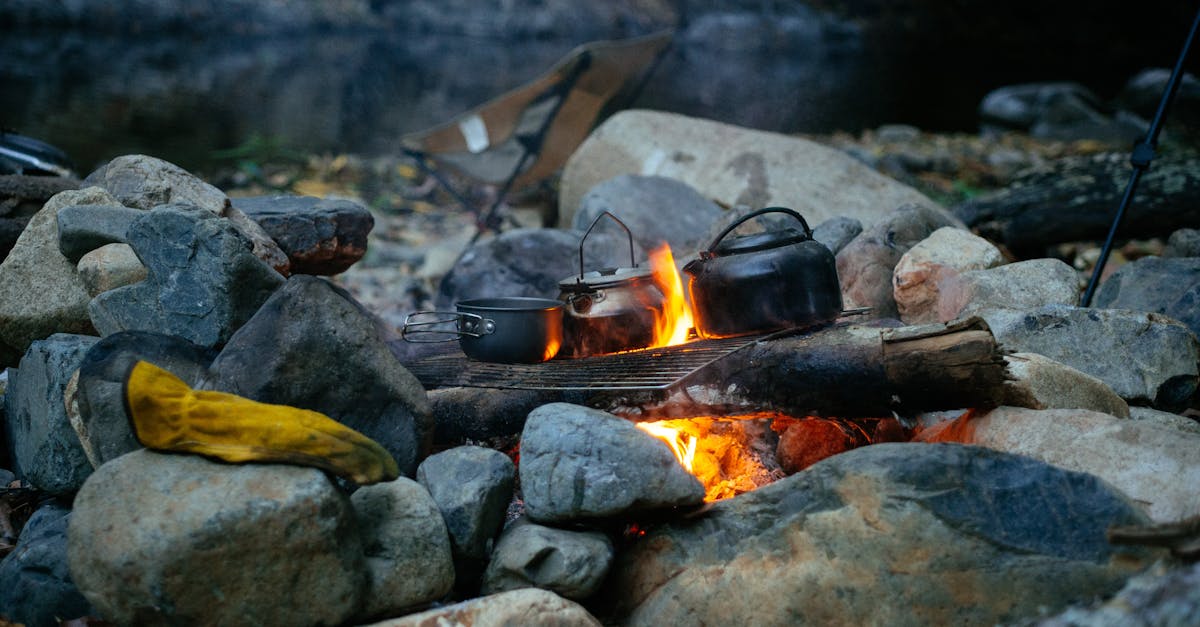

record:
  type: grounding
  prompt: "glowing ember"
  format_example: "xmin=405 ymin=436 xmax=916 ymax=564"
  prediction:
xmin=647 ymin=244 xmax=695 ymax=346
xmin=636 ymin=416 xmax=785 ymax=502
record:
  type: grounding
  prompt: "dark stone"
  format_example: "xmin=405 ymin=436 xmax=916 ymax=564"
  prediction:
xmin=416 ymin=446 xmax=515 ymax=561
xmin=202 ymin=275 xmax=432 ymax=476
xmin=4 ymin=334 xmax=98 ymax=495
xmin=74 ymin=331 xmax=218 ymax=467
xmin=482 ymin=520 xmax=614 ymax=600
xmin=88 ymin=203 xmax=284 ymax=348
xmin=55 ymin=204 xmax=142 ymax=263
xmin=436 ymin=228 xmax=642 ymax=309
xmin=0 ymin=501 xmax=94 ymax=627
xmin=979 ymin=82 xmax=1147 ymax=144
xmin=231 ymin=195 xmax=374 ymax=275
xmin=430 ymin=387 xmax=589 ymax=444
xmin=812 ymin=216 xmax=862 ymax=254
xmin=1094 ymin=256 xmax=1200 ymax=341
xmin=1163 ymin=228 xmax=1200 ymax=258
xmin=572 ymin=175 xmax=724 ymax=256
xmin=603 ymin=443 xmax=1161 ymax=625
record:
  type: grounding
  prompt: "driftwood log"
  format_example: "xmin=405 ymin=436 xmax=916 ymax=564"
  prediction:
xmin=421 ymin=317 xmax=1013 ymax=442
xmin=953 ymin=152 xmax=1200 ymax=256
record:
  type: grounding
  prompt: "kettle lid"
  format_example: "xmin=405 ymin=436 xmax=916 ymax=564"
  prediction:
xmin=558 ymin=266 xmax=653 ymax=292
xmin=710 ymin=227 xmax=809 ymax=257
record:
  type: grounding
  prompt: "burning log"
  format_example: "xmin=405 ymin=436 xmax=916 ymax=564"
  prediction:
xmin=607 ymin=316 xmax=1010 ymax=419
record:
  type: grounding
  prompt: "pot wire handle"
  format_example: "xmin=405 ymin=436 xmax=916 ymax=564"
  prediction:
xmin=401 ymin=311 xmax=495 ymax=342
xmin=702 ymin=207 xmax=813 ymax=259
xmin=577 ymin=210 xmax=636 ymax=280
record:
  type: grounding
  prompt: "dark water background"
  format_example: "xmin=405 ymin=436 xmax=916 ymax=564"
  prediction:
xmin=2 ymin=8 xmax=1196 ymax=175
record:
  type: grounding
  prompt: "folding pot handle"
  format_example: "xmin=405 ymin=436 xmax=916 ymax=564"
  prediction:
xmin=702 ymin=207 xmax=813 ymax=259
xmin=576 ymin=210 xmax=637 ymax=279
xmin=401 ymin=311 xmax=496 ymax=343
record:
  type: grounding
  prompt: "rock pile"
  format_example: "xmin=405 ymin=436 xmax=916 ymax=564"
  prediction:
xmin=2 ymin=110 xmax=1199 ymax=625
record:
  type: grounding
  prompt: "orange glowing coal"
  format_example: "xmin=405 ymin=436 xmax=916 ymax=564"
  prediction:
xmin=647 ymin=243 xmax=695 ymax=346
xmin=636 ymin=415 xmax=785 ymax=502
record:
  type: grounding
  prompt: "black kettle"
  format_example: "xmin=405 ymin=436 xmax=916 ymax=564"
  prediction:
xmin=682 ymin=207 xmax=843 ymax=338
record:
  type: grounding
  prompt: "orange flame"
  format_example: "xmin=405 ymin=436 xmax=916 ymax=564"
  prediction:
xmin=647 ymin=243 xmax=695 ymax=346
xmin=636 ymin=421 xmax=698 ymax=472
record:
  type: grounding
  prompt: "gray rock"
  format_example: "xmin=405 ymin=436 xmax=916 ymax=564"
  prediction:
xmin=83 ymin=155 xmax=291 ymax=274
xmin=83 ymin=154 xmax=228 ymax=214
xmin=980 ymin=82 xmax=1147 ymax=144
xmin=436 ymin=227 xmax=641 ymax=309
xmin=559 ymin=110 xmax=942 ymax=233
xmin=1093 ymin=256 xmax=1200 ymax=340
xmin=519 ymin=403 xmax=704 ymax=523
xmin=0 ymin=501 xmax=93 ymax=627
xmin=1163 ymin=228 xmax=1200 ymax=257
xmin=72 ymin=331 xmax=217 ymax=468
xmin=55 ymin=204 xmax=142 ymax=262
xmin=359 ymin=588 xmax=602 ymax=627
xmin=1003 ymin=352 xmax=1129 ymax=418
xmin=811 ymin=216 xmax=862 ymax=255
xmin=76 ymin=243 xmax=146 ymax=297
xmin=572 ymin=175 xmax=724 ymax=255
xmin=1118 ymin=67 xmax=1200 ymax=122
xmin=938 ymin=258 xmax=1080 ymax=321
xmin=88 ymin=203 xmax=285 ymax=348
xmin=835 ymin=203 xmax=965 ymax=319
xmin=68 ymin=449 xmax=365 ymax=626
xmin=604 ymin=443 xmax=1160 ymax=626
xmin=1034 ymin=561 xmax=1200 ymax=627
xmin=0 ymin=187 xmax=113 ymax=366
xmin=892 ymin=226 xmax=1005 ymax=324
xmin=351 ymin=477 xmax=454 ymax=620
xmin=1127 ymin=406 xmax=1200 ymax=435
xmin=231 ymin=194 xmax=372 ymax=275
xmin=482 ymin=521 xmax=614 ymax=600
xmin=4 ymin=334 xmax=98 ymax=495
xmin=920 ymin=407 xmax=1200 ymax=523
xmin=202 ymin=275 xmax=432 ymax=476
xmin=981 ymin=305 xmax=1200 ymax=410
xmin=416 ymin=446 xmax=515 ymax=561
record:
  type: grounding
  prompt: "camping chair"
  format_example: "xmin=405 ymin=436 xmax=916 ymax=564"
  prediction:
xmin=400 ymin=30 xmax=673 ymax=238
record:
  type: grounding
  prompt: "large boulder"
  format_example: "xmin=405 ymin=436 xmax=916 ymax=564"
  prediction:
xmin=519 ymin=403 xmax=704 ymax=523
xmin=981 ymin=305 xmax=1200 ymax=411
xmin=4 ymin=334 xmax=98 ymax=495
xmin=360 ymin=589 xmax=601 ymax=627
xmin=88 ymin=203 xmax=285 ymax=348
xmin=572 ymin=175 xmax=724 ymax=256
xmin=68 ymin=450 xmax=365 ymax=626
xmin=916 ymin=407 xmax=1200 ymax=523
xmin=202 ymin=276 xmax=432 ymax=476
xmin=0 ymin=187 xmax=114 ymax=365
xmin=559 ymin=110 xmax=945 ymax=231
xmin=603 ymin=443 xmax=1160 ymax=625
xmin=1093 ymin=256 xmax=1200 ymax=340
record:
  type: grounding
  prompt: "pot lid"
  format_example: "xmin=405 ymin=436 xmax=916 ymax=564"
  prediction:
xmin=559 ymin=266 xmax=653 ymax=292
xmin=709 ymin=227 xmax=809 ymax=257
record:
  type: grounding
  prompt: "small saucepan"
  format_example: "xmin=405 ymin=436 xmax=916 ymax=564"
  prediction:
xmin=401 ymin=297 xmax=564 ymax=363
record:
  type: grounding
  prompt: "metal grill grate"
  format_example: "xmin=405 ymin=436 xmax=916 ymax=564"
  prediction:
xmin=406 ymin=334 xmax=764 ymax=391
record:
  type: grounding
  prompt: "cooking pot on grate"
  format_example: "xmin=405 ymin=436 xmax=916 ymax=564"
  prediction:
xmin=400 ymin=297 xmax=564 ymax=363
xmin=682 ymin=207 xmax=842 ymax=338
xmin=557 ymin=211 xmax=666 ymax=358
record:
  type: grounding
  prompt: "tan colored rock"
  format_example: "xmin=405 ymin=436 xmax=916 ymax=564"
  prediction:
xmin=893 ymin=226 xmax=1004 ymax=324
xmin=361 ymin=589 xmax=601 ymax=627
xmin=559 ymin=110 xmax=944 ymax=230
xmin=77 ymin=243 xmax=147 ymax=297
xmin=937 ymin=258 xmax=1079 ymax=321
xmin=917 ymin=406 xmax=1200 ymax=522
xmin=0 ymin=187 xmax=114 ymax=363
xmin=1003 ymin=352 xmax=1130 ymax=417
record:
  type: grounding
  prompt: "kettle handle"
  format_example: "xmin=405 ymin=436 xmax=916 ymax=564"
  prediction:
xmin=703 ymin=207 xmax=813 ymax=259
xmin=577 ymin=210 xmax=637 ymax=279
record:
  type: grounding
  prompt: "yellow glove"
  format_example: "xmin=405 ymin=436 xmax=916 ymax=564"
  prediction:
xmin=124 ymin=360 xmax=399 ymax=484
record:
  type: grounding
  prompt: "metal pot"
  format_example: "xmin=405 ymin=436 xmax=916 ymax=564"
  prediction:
xmin=557 ymin=212 xmax=666 ymax=358
xmin=401 ymin=297 xmax=564 ymax=363
xmin=682 ymin=207 xmax=843 ymax=338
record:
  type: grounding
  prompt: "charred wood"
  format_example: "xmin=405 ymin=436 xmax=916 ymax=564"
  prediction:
xmin=953 ymin=153 xmax=1200 ymax=257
